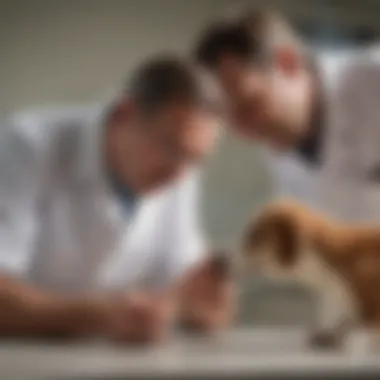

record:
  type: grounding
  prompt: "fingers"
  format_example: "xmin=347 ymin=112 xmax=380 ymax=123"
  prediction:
xmin=179 ymin=257 xmax=236 ymax=333
xmin=200 ymin=257 xmax=236 ymax=304
xmin=108 ymin=293 xmax=173 ymax=345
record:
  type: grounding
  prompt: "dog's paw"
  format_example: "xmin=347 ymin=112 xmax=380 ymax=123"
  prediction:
xmin=308 ymin=328 xmax=344 ymax=350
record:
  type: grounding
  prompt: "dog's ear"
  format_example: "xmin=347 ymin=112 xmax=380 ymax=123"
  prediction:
xmin=242 ymin=217 xmax=266 ymax=257
xmin=271 ymin=214 xmax=301 ymax=267
xmin=243 ymin=212 xmax=301 ymax=267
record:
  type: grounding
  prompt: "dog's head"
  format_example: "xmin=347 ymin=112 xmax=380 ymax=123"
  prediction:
xmin=241 ymin=201 xmax=329 ymax=284
xmin=242 ymin=204 xmax=301 ymax=279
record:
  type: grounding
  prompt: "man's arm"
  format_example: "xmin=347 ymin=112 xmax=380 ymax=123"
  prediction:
xmin=0 ymin=275 xmax=110 ymax=338
xmin=0 ymin=120 xmax=111 ymax=338
xmin=0 ymin=275 xmax=176 ymax=341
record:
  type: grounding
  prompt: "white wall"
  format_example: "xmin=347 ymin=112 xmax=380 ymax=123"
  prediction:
xmin=2 ymin=0 xmax=376 ymax=114
xmin=1 ymin=0 xmax=228 ymax=113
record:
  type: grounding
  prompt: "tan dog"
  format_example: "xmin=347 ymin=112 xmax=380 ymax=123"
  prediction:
xmin=242 ymin=199 xmax=380 ymax=344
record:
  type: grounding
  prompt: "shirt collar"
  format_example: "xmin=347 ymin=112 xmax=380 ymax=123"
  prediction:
xmin=79 ymin=104 xmax=109 ymax=188
xmin=81 ymin=103 xmax=138 ymax=212
xmin=108 ymin=168 xmax=138 ymax=213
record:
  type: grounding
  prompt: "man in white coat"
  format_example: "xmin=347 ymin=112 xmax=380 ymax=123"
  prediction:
xmin=195 ymin=9 xmax=380 ymax=223
xmin=0 ymin=56 xmax=235 ymax=342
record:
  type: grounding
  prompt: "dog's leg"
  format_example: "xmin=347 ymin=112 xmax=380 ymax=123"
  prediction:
xmin=309 ymin=276 xmax=358 ymax=350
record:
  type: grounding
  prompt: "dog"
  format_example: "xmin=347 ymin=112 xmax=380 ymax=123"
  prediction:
xmin=242 ymin=199 xmax=380 ymax=348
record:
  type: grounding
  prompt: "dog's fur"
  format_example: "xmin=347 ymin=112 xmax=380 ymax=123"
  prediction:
xmin=242 ymin=199 xmax=380 ymax=329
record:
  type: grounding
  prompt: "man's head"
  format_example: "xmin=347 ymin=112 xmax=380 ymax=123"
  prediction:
xmin=195 ymin=9 xmax=315 ymax=150
xmin=106 ymin=55 xmax=219 ymax=193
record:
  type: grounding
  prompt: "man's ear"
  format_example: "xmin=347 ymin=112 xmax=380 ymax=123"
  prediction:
xmin=273 ymin=46 xmax=302 ymax=76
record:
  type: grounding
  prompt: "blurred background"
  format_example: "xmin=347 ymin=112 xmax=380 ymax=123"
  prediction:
xmin=1 ymin=0 xmax=379 ymax=327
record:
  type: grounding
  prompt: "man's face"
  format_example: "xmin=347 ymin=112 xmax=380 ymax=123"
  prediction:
xmin=214 ymin=55 xmax=309 ymax=150
xmin=130 ymin=102 xmax=218 ymax=192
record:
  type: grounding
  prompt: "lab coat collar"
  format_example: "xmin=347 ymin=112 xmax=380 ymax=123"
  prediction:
xmin=80 ymin=103 xmax=142 ymax=201
xmin=79 ymin=103 xmax=138 ymax=229
xmin=79 ymin=103 xmax=112 ymax=192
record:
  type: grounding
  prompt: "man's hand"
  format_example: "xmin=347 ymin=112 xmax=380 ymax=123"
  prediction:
xmin=178 ymin=254 xmax=236 ymax=332
xmin=107 ymin=292 xmax=175 ymax=344
xmin=0 ymin=275 xmax=175 ymax=343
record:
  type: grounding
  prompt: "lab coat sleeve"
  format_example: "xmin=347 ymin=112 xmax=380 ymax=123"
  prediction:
xmin=157 ymin=170 xmax=208 ymax=287
xmin=0 ymin=120 xmax=44 ymax=276
xmin=321 ymin=58 xmax=380 ymax=221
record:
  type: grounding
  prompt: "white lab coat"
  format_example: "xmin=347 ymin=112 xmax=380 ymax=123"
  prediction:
xmin=266 ymin=45 xmax=380 ymax=223
xmin=0 ymin=105 xmax=206 ymax=292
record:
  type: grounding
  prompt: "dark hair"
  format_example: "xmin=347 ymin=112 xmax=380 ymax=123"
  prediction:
xmin=127 ymin=55 xmax=216 ymax=114
xmin=194 ymin=10 xmax=278 ymax=69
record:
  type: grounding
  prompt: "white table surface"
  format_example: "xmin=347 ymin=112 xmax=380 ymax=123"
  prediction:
xmin=0 ymin=327 xmax=379 ymax=379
